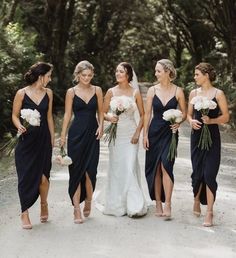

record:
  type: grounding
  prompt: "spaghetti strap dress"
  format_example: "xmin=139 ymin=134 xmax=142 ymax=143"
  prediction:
xmin=67 ymin=87 xmax=99 ymax=204
xmin=191 ymin=94 xmax=220 ymax=204
xmin=145 ymin=87 xmax=178 ymax=202
xmin=15 ymin=92 xmax=52 ymax=212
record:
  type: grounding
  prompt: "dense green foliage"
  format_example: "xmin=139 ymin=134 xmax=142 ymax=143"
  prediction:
xmin=0 ymin=0 xmax=236 ymax=139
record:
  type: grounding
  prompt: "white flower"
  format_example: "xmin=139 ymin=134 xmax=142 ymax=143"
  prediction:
xmin=163 ymin=109 xmax=183 ymax=123
xmin=191 ymin=96 xmax=217 ymax=111
xmin=62 ymin=156 xmax=73 ymax=165
xmin=20 ymin=109 xmax=41 ymax=126
xmin=110 ymin=96 xmax=133 ymax=113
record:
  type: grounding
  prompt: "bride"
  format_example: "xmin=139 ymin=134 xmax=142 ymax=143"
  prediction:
xmin=102 ymin=62 xmax=147 ymax=217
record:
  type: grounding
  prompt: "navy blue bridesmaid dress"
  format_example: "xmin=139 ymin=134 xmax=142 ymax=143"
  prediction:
xmin=67 ymin=87 xmax=99 ymax=204
xmin=15 ymin=92 xmax=52 ymax=212
xmin=145 ymin=87 xmax=178 ymax=202
xmin=191 ymin=97 xmax=220 ymax=204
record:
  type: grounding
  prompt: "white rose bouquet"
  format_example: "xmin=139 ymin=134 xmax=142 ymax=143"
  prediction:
xmin=190 ymin=96 xmax=217 ymax=150
xmin=104 ymin=96 xmax=133 ymax=145
xmin=54 ymin=146 xmax=72 ymax=166
xmin=1 ymin=109 xmax=40 ymax=156
xmin=163 ymin=109 xmax=183 ymax=161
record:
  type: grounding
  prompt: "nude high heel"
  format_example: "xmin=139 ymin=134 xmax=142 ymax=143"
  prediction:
xmin=40 ymin=202 xmax=48 ymax=223
xmin=203 ymin=211 xmax=213 ymax=227
xmin=21 ymin=211 xmax=32 ymax=230
xmin=163 ymin=202 xmax=171 ymax=220
xmin=155 ymin=201 xmax=163 ymax=217
xmin=193 ymin=200 xmax=201 ymax=217
xmin=83 ymin=199 xmax=92 ymax=218
xmin=74 ymin=207 xmax=83 ymax=224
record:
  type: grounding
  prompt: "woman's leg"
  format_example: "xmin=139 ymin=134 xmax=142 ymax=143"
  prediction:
xmin=154 ymin=164 xmax=163 ymax=216
xmin=73 ymin=184 xmax=83 ymax=223
xmin=83 ymin=173 xmax=93 ymax=217
xmin=193 ymin=184 xmax=202 ymax=216
xmin=39 ymin=175 xmax=49 ymax=222
xmin=161 ymin=164 xmax=173 ymax=217
xmin=203 ymin=186 xmax=214 ymax=226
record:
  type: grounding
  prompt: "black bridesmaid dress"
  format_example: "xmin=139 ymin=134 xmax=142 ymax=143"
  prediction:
xmin=67 ymin=87 xmax=99 ymax=204
xmin=191 ymin=97 xmax=220 ymax=205
xmin=15 ymin=92 xmax=52 ymax=212
xmin=145 ymin=88 xmax=178 ymax=202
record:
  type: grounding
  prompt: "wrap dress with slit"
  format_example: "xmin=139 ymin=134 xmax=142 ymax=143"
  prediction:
xmin=67 ymin=87 xmax=99 ymax=204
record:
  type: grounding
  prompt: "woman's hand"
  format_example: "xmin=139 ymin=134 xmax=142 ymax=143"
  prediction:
xmin=143 ymin=136 xmax=149 ymax=150
xmin=60 ymin=136 xmax=66 ymax=147
xmin=95 ymin=126 xmax=103 ymax=140
xmin=201 ymin=115 xmax=211 ymax=125
xmin=17 ymin=124 xmax=26 ymax=135
xmin=108 ymin=114 xmax=119 ymax=124
xmin=190 ymin=119 xmax=202 ymax=130
xmin=170 ymin=123 xmax=180 ymax=133
xmin=131 ymin=131 xmax=139 ymax=144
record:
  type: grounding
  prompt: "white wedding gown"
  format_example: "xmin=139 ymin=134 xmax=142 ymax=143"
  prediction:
xmin=103 ymin=92 xmax=147 ymax=217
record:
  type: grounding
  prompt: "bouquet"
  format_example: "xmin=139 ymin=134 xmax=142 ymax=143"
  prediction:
xmin=163 ymin=109 xmax=183 ymax=161
xmin=190 ymin=96 xmax=217 ymax=150
xmin=0 ymin=109 xmax=40 ymax=156
xmin=54 ymin=146 xmax=72 ymax=166
xmin=104 ymin=96 xmax=133 ymax=145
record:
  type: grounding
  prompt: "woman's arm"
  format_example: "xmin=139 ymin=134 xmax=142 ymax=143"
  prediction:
xmin=202 ymin=90 xmax=230 ymax=125
xmin=143 ymin=86 xmax=154 ymax=150
xmin=12 ymin=89 xmax=26 ymax=134
xmin=95 ymin=86 xmax=104 ymax=139
xmin=60 ymin=88 xmax=74 ymax=146
xmin=46 ymin=88 xmax=55 ymax=146
xmin=103 ymin=88 xmax=118 ymax=123
xmin=187 ymin=90 xmax=202 ymax=130
xmin=131 ymin=90 xmax=144 ymax=144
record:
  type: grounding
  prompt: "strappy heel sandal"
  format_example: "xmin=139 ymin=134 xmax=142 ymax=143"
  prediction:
xmin=40 ymin=202 xmax=48 ymax=223
xmin=155 ymin=201 xmax=163 ymax=217
xmin=203 ymin=211 xmax=213 ymax=227
xmin=74 ymin=207 xmax=83 ymax=224
xmin=83 ymin=199 xmax=92 ymax=218
xmin=193 ymin=200 xmax=201 ymax=217
xmin=163 ymin=202 xmax=172 ymax=220
xmin=21 ymin=211 xmax=32 ymax=230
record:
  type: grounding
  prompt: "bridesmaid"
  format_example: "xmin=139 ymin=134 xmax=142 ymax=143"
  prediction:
xmin=143 ymin=59 xmax=186 ymax=219
xmin=188 ymin=62 xmax=229 ymax=227
xmin=12 ymin=62 xmax=54 ymax=229
xmin=60 ymin=60 xmax=103 ymax=224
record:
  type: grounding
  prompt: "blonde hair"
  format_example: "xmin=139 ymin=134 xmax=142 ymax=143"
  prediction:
xmin=73 ymin=60 xmax=94 ymax=82
xmin=157 ymin=59 xmax=176 ymax=80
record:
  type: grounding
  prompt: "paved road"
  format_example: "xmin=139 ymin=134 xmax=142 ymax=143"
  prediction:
xmin=0 ymin=85 xmax=236 ymax=258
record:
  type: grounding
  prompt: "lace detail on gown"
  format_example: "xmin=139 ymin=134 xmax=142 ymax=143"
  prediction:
xmin=103 ymin=95 xmax=147 ymax=217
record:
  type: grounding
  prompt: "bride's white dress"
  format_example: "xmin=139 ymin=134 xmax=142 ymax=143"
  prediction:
xmin=103 ymin=92 xmax=147 ymax=217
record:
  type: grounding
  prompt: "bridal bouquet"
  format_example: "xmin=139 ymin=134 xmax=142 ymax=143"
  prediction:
xmin=163 ymin=109 xmax=183 ymax=161
xmin=54 ymin=146 xmax=73 ymax=166
xmin=104 ymin=96 xmax=133 ymax=145
xmin=1 ymin=109 xmax=40 ymax=156
xmin=190 ymin=96 xmax=217 ymax=150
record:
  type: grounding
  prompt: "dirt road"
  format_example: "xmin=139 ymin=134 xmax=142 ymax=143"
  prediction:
xmin=0 ymin=85 xmax=236 ymax=258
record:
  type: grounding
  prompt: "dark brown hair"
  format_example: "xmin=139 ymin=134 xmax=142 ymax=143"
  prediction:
xmin=119 ymin=62 xmax=133 ymax=82
xmin=195 ymin=62 xmax=216 ymax=82
xmin=24 ymin=62 xmax=53 ymax=84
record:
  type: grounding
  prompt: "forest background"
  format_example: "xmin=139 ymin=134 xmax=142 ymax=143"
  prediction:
xmin=0 ymin=0 xmax=236 ymax=143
